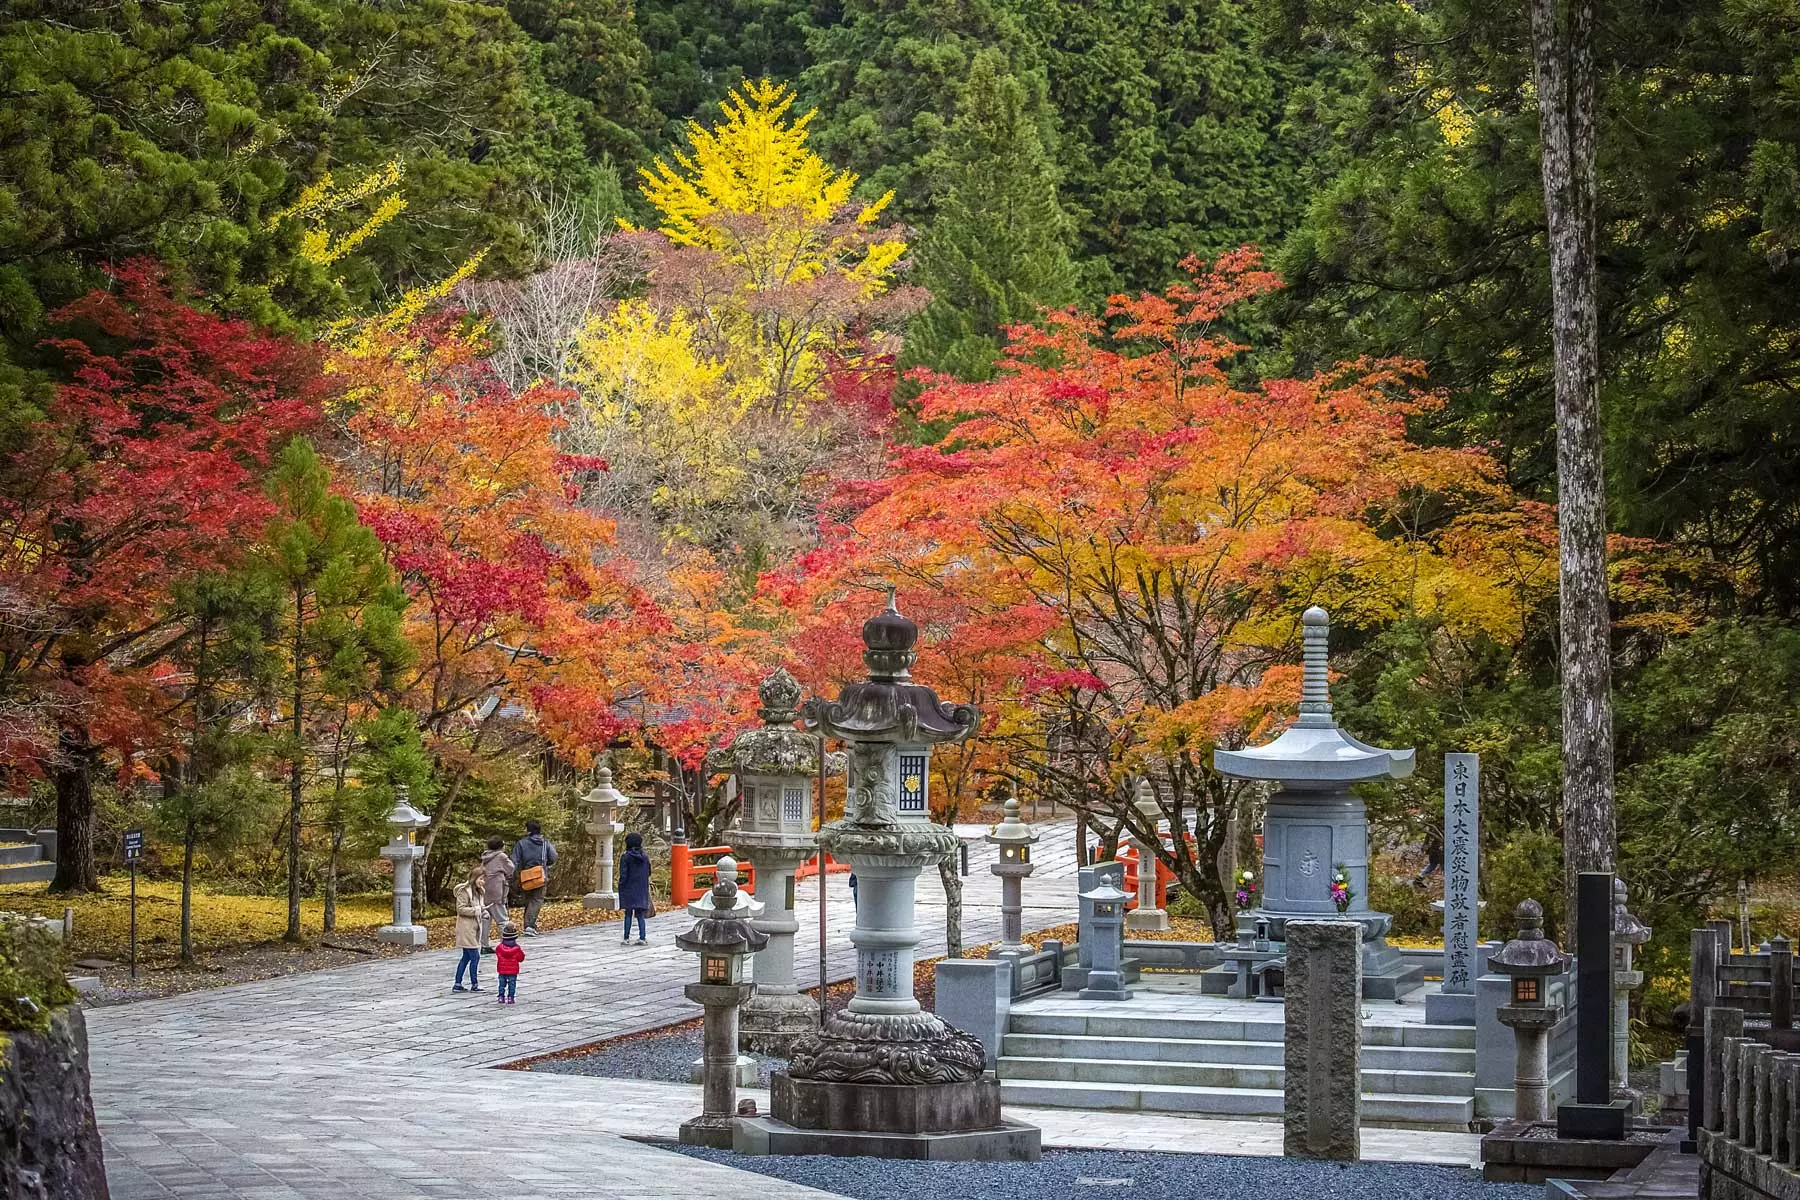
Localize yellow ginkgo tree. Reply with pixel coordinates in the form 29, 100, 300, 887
571, 79, 922, 558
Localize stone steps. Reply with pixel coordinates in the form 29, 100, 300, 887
1007, 1009, 1475, 1050
1000, 1032, 1475, 1073
997, 1077, 1475, 1126
1000, 1054, 1476, 1097
997, 1008, 1476, 1129
0, 841, 42, 865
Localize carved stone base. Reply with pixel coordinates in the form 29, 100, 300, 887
772, 1073, 1001, 1134
740, 991, 820, 1056
786, 1009, 985, 1085
678, 1113, 739, 1149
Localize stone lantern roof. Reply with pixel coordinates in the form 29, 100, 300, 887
582, 764, 628, 810
713, 669, 823, 777
1213, 606, 1414, 786
1613, 879, 1650, 946
1490, 899, 1567, 976
803, 590, 978, 747
385, 784, 428, 830
985, 793, 1039, 850
675, 879, 769, 957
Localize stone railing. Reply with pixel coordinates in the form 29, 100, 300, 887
1698, 1005, 1800, 1200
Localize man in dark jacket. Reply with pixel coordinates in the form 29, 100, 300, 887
618, 832, 653, 945
512, 820, 558, 936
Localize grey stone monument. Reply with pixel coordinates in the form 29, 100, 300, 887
1611, 879, 1650, 1110
986, 789, 1038, 954
1214, 606, 1422, 999
676, 875, 768, 1148
1283, 920, 1363, 1161
714, 669, 823, 1054
579, 764, 626, 910
1124, 779, 1171, 932
1427, 753, 1480, 1025
1557, 871, 1630, 1140
740, 593, 1041, 1161
1078, 877, 1133, 1001
376, 786, 429, 948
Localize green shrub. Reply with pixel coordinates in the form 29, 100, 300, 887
0, 913, 75, 1034
1371, 872, 1438, 939
1485, 830, 1565, 942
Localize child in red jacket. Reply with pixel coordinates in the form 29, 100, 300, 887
494, 922, 525, 1004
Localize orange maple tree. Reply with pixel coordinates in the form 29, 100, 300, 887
778, 250, 1555, 933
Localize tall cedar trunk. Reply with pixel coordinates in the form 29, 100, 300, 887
285, 603, 305, 942
180, 818, 196, 965
939, 859, 964, 958
49, 726, 100, 893
1528, 0, 1615, 946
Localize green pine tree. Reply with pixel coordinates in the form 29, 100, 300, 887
258, 438, 409, 944
905, 51, 1077, 381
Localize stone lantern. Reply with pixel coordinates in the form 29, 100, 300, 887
676, 875, 769, 1149
377, 785, 430, 947
1124, 777, 1171, 932
986, 787, 1039, 955
1078, 878, 1133, 1001
1490, 898, 1568, 1122
1213, 605, 1421, 998
1611, 878, 1651, 1108
739, 590, 1038, 1160
580, 762, 627, 910
717, 668, 823, 1053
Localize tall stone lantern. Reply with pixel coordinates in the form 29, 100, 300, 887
378, 785, 429, 947
717, 669, 823, 1054
739, 592, 1038, 1160
580, 763, 627, 910
986, 787, 1038, 955
1213, 606, 1421, 998
676, 875, 769, 1149
1611, 878, 1651, 1108
1125, 777, 1171, 932
1490, 899, 1567, 1122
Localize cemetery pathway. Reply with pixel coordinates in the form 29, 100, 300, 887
86, 822, 1082, 1198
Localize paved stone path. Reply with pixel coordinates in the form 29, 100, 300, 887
89, 823, 1082, 1198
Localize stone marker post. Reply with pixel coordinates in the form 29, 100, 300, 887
1124, 778, 1170, 932
1688, 926, 1721, 1150
1557, 871, 1629, 1140
1773, 935, 1794, 1031
580, 764, 626, 909
377, 786, 429, 947
1703, 1006, 1744, 1133
1283, 920, 1362, 1160
1427, 753, 1479, 1025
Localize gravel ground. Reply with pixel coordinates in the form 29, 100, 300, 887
528, 1020, 789, 1086
667, 1145, 1534, 1200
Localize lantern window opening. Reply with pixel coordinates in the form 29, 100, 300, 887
1514, 977, 1539, 1004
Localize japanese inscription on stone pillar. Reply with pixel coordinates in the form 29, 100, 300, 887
1442, 753, 1480, 994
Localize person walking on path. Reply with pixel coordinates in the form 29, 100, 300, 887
618, 832, 653, 945
479, 837, 513, 951
512, 820, 558, 936
493, 922, 525, 1004
452, 869, 485, 993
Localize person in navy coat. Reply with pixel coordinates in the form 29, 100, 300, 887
618, 832, 654, 945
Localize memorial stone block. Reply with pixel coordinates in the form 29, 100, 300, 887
1283, 920, 1362, 1161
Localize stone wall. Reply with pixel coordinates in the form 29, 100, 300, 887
1697, 1006, 1800, 1200
0, 1004, 110, 1200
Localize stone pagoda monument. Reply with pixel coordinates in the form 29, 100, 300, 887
1213, 605, 1423, 999
714, 668, 823, 1054
735, 591, 1041, 1160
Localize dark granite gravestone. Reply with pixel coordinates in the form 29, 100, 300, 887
1558, 871, 1631, 1140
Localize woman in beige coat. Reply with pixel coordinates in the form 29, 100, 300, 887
453, 869, 485, 993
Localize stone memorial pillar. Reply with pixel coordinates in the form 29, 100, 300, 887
1427, 753, 1479, 1025
377, 786, 429, 948
1688, 926, 1721, 1150
1124, 779, 1170, 933
1215, 607, 1421, 999
1556, 871, 1629, 1139
1283, 920, 1362, 1161
580, 764, 626, 910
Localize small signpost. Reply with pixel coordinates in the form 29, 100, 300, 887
122, 828, 144, 980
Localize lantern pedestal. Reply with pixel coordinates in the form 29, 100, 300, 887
737, 842, 820, 1054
